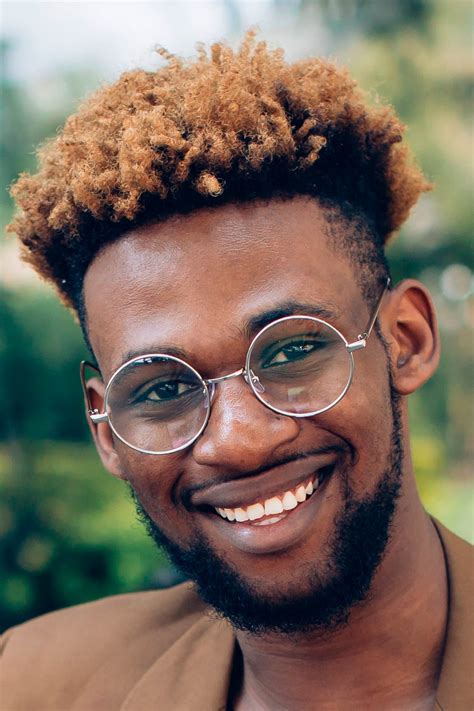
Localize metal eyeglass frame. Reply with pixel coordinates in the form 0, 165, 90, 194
80, 277, 390, 455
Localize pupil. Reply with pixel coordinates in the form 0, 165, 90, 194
158, 381, 179, 398
285, 343, 312, 355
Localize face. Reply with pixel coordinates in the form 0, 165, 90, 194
84, 197, 403, 632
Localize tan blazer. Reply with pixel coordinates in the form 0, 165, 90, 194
1, 520, 472, 710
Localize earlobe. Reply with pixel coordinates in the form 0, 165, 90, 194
381, 279, 440, 396
84, 378, 127, 480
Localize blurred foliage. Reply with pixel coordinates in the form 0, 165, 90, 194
0, 287, 183, 631
301, 0, 432, 37
0, 41, 188, 627
0, 288, 89, 442
0, 37, 99, 226
0, 0, 472, 631
0, 439, 172, 631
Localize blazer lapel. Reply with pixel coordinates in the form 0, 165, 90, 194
120, 613, 235, 711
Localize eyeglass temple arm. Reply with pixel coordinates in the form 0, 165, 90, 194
347, 277, 391, 352
80, 360, 109, 423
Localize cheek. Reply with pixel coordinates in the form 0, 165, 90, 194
354, 355, 396, 489
316, 347, 395, 496
115, 441, 184, 519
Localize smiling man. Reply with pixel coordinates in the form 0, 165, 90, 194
1, 35, 472, 711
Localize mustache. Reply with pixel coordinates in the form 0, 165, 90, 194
180, 443, 353, 510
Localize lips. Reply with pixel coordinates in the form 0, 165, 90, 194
215, 474, 319, 523
190, 450, 340, 512
200, 464, 336, 555
187, 448, 344, 555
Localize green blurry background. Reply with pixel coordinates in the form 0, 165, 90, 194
1, 0, 472, 633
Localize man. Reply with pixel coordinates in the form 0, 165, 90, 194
1, 35, 472, 710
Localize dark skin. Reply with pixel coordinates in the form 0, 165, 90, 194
83, 197, 447, 710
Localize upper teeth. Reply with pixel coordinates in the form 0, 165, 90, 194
215, 477, 318, 522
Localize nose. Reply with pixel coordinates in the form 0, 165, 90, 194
191, 378, 300, 471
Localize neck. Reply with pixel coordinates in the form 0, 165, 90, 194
230, 478, 448, 711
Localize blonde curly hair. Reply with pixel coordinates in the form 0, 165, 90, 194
8, 32, 430, 312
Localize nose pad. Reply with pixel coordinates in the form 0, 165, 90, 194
244, 369, 266, 394
206, 382, 216, 404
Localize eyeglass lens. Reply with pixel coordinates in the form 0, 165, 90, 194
247, 318, 352, 414
105, 319, 352, 454
106, 356, 210, 454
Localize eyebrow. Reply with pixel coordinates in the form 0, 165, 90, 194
120, 344, 189, 367
118, 300, 339, 369
242, 301, 338, 339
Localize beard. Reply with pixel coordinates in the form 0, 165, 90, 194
131, 371, 403, 636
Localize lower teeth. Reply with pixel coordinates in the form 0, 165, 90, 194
251, 514, 287, 527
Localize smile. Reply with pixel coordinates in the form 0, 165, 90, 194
190, 452, 341, 555
214, 474, 320, 525
199, 463, 336, 555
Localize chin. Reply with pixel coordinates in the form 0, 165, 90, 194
132, 460, 402, 635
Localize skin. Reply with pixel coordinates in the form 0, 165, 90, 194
83, 196, 447, 710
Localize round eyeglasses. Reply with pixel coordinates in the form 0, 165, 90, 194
81, 279, 390, 455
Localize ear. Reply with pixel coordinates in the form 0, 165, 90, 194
84, 377, 127, 480
380, 279, 440, 395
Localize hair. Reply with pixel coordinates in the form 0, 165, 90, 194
8, 32, 430, 324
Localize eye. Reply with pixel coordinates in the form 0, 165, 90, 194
135, 379, 200, 403
262, 338, 326, 368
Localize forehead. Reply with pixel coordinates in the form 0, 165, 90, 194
84, 197, 360, 374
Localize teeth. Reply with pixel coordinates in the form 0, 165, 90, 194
282, 491, 298, 510
295, 485, 307, 503
252, 515, 285, 526
247, 503, 265, 520
214, 474, 322, 523
234, 507, 249, 522
264, 497, 284, 515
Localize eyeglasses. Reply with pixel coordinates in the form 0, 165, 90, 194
81, 278, 390, 455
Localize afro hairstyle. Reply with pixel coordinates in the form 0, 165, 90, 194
8, 32, 430, 315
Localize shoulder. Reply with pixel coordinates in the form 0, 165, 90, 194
0, 583, 210, 708
1, 582, 206, 651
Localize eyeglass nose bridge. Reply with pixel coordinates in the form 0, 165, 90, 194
205, 366, 266, 400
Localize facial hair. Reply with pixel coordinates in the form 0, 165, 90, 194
131, 377, 403, 635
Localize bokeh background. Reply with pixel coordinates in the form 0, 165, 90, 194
1, 0, 472, 633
